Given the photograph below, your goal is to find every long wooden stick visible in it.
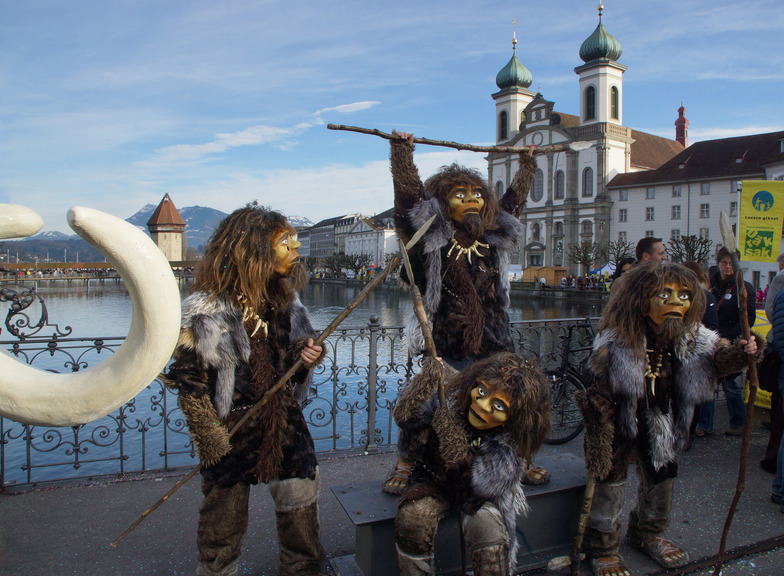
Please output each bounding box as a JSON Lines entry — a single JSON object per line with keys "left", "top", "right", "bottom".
{"left": 327, "top": 124, "right": 587, "bottom": 155}
{"left": 111, "top": 255, "right": 402, "bottom": 547}
{"left": 570, "top": 472, "right": 596, "bottom": 575}
{"left": 713, "top": 213, "right": 759, "bottom": 575}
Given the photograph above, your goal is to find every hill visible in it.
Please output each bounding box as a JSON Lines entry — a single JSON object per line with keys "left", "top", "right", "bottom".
{"left": 1, "top": 206, "right": 314, "bottom": 263}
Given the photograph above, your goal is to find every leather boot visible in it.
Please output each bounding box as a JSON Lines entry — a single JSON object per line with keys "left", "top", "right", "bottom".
{"left": 396, "top": 546, "right": 435, "bottom": 576}
{"left": 583, "top": 480, "right": 626, "bottom": 557}
{"left": 471, "top": 543, "right": 509, "bottom": 576}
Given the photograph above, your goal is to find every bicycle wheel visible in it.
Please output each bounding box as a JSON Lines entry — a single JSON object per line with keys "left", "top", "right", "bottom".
{"left": 544, "top": 372, "right": 586, "bottom": 445}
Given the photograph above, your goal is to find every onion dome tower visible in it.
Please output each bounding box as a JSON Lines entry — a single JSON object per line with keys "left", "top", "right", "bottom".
{"left": 147, "top": 193, "right": 186, "bottom": 262}
{"left": 492, "top": 27, "right": 536, "bottom": 143}
{"left": 574, "top": 4, "right": 626, "bottom": 125}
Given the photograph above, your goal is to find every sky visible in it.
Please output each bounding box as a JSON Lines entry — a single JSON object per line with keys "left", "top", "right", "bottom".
{"left": 3, "top": 0, "right": 784, "bottom": 234}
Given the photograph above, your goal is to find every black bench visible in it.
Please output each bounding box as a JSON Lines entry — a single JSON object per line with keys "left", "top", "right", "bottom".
{"left": 330, "top": 452, "right": 587, "bottom": 576}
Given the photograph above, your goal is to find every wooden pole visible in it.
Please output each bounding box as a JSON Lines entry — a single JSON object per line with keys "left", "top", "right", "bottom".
{"left": 327, "top": 124, "right": 585, "bottom": 155}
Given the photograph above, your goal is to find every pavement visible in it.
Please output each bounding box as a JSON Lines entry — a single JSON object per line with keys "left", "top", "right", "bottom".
{"left": 2, "top": 407, "right": 783, "bottom": 576}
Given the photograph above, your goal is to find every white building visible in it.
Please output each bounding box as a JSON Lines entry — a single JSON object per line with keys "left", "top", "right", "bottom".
{"left": 487, "top": 7, "right": 682, "bottom": 272}
{"left": 345, "top": 214, "right": 397, "bottom": 268}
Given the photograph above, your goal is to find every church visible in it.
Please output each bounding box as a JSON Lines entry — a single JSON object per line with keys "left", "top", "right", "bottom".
{"left": 488, "top": 6, "right": 784, "bottom": 288}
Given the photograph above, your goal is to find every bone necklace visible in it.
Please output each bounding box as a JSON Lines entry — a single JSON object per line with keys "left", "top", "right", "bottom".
{"left": 446, "top": 233, "right": 489, "bottom": 263}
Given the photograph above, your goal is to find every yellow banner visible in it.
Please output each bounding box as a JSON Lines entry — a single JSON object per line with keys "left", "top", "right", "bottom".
{"left": 738, "top": 180, "right": 784, "bottom": 262}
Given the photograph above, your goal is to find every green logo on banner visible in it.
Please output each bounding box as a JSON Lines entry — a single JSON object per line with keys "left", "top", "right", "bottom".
{"left": 744, "top": 230, "right": 774, "bottom": 258}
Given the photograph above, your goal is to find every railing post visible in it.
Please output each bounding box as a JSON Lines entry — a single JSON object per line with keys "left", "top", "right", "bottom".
{"left": 365, "top": 315, "right": 380, "bottom": 453}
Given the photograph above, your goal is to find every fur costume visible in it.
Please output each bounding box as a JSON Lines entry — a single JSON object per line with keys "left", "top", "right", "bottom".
{"left": 393, "top": 354, "right": 550, "bottom": 575}
{"left": 578, "top": 261, "right": 761, "bottom": 562}
{"left": 391, "top": 140, "right": 535, "bottom": 361}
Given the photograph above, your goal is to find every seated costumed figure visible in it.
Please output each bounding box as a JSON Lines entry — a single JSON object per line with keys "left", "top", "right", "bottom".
{"left": 393, "top": 353, "right": 551, "bottom": 576}
{"left": 165, "top": 203, "right": 326, "bottom": 576}
{"left": 384, "top": 132, "right": 548, "bottom": 494}
{"left": 578, "top": 261, "right": 760, "bottom": 576}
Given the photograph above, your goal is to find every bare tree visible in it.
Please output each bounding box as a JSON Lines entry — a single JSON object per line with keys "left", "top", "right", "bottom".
{"left": 667, "top": 235, "right": 713, "bottom": 264}
{"left": 605, "top": 239, "right": 635, "bottom": 267}
{"left": 565, "top": 240, "right": 601, "bottom": 275}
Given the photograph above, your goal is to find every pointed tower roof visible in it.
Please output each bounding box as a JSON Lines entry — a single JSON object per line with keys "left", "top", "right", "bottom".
{"left": 579, "top": 4, "right": 623, "bottom": 63}
{"left": 496, "top": 31, "right": 533, "bottom": 90}
{"left": 147, "top": 194, "right": 185, "bottom": 227}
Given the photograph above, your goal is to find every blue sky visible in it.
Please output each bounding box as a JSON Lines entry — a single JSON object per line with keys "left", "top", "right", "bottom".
{"left": 3, "top": 0, "right": 784, "bottom": 234}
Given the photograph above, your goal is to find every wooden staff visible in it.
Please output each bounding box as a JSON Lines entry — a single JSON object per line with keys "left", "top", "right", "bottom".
{"left": 713, "top": 212, "right": 760, "bottom": 576}
{"left": 111, "top": 217, "right": 435, "bottom": 547}
{"left": 327, "top": 124, "right": 592, "bottom": 155}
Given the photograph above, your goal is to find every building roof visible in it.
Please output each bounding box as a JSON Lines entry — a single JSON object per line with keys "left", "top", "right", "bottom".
{"left": 607, "top": 130, "right": 784, "bottom": 188}
{"left": 146, "top": 194, "right": 185, "bottom": 227}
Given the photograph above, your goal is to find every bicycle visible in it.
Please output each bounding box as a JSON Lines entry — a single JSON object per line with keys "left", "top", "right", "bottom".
{"left": 544, "top": 320, "right": 595, "bottom": 445}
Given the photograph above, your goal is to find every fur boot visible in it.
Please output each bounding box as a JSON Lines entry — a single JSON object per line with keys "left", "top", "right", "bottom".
{"left": 270, "top": 474, "right": 324, "bottom": 576}
{"left": 471, "top": 544, "right": 509, "bottom": 576}
{"left": 583, "top": 480, "right": 626, "bottom": 557}
{"left": 627, "top": 477, "right": 674, "bottom": 540}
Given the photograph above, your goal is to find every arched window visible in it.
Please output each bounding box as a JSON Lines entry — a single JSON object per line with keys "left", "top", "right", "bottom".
{"left": 532, "top": 222, "right": 541, "bottom": 242}
{"left": 610, "top": 86, "right": 619, "bottom": 119}
{"left": 496, "top": 180, "right": 504, "bottom": 197}
{"left": 555, "top": 170, "right": 565, "bottom": 199}
{"left": 498, "top": 111, "right": 508, "bottom": 141}
{"left": 582, "top": 167, "right": 594, "bottom": 197}
{"left": 530, "top": 169, "right": 544, "bottom": 202}
{"left": 554, "top": 222, "right": 563, "bottom": 236}
{"left": 585, "top": 86, "right": 596, "bottom": 120}
{"left": 581, "top": 220, "right": 593, "bottom": 235}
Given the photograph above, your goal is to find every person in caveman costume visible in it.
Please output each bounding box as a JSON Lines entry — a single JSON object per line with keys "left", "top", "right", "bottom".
{"left": 577, "top": 261, "right": 760, "bottom": 576}
{"left": 165, "top": 204, "right": 326, "bottom": 576}
{"left": 393, "top": 353, "right": 551, "bottom": 576}
{"left": 383, "top": 131, "right": 550, "bottom": 494}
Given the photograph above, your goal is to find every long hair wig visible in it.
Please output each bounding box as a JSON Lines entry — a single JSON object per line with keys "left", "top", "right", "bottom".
{"left": 424, "top": 163, "right": 499, "bottom": 231}
{"left": 191, "top": 203, "right": 304, "bottom": 312}
{"left": 448, "top": 352, "right": 551, "bottom": 462}
{"left": 599, "top": 261, "right": 705, "bottom": 358}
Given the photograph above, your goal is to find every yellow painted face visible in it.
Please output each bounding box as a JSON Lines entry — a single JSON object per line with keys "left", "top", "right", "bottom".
{"left": 272, "top": 228, "right": 301, "bottom": 276}
{"left": 447, "top": 183, "right": 485, "bottom": 224}
{"left": 468, "top": 381, "right": 511, "bottom": 430}
{"left": 648, "top": 281, "right": 691, "bottom": 326}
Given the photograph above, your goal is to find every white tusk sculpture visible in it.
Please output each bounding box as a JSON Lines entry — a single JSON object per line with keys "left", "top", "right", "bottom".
{"left": 0, "top": 204, "right": 182, "bottom": 426}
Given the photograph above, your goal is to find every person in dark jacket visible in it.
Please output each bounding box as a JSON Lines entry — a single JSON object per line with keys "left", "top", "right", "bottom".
{"left": 696, "top": 248, "right": 756, "bottom": 436}
{"left": 768, "top": 286, "right": 784, "bottom": 512}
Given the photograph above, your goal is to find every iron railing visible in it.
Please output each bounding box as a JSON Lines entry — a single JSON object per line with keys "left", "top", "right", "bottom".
{"left": 0, "top": 284, "right": 597, "bottom": 489}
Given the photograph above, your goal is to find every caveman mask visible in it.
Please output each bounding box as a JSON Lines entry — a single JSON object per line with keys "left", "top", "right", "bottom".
{"left": 467, "top": 381, "right": 511, "bottom": 430}
{"left": 647, "top": 281, "right": 692, "bottom": 326}
{"left": 447, "top": 183, "right": 485, "bottom": 224}
{"left": 273, "top": 228, "right": 301, "bottom": 276}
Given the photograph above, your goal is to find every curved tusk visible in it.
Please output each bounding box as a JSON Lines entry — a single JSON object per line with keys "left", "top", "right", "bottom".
{"left": 1, "top": 204, "right": 44, "bottom": 238}
{"left": 0, "top": 205, "right": 181, "bottom": 426}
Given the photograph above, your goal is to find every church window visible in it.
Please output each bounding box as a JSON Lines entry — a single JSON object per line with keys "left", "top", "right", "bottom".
{"left": 585, "top": 86, "right": 596, "bottom": 120}
{"left": 554, "top": 221, "right": 564, "bottom": 236}
{"left": 582, "top": 167, "right": 594, "bottom": 197}
{"left": 555, "top": 171, "right": 565, "bottom": 199}
{"left": 581, "top": 220, "right": 593, "bottom": 235}
{"left": 498, "top": 111, "right": 508, "bottom": 141}
{"left": 532, "top": 222, "right": 541, "bottom": 242}
{"left": 496, "top": 181, "right": 504, "bottom": 197}
{"left": 531, "top": 169, "right": 544, "bottom": 202}
{"left": 610, "top": 86, "right": 619, "bottom": 119}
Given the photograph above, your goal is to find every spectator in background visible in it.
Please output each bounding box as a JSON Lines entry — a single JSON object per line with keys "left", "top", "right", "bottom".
{"left": 768, "top": 286, "right": 784, "bottom": 513}
{"left": 683, "top": 261, "right": 718, "bottom": 445}
{"left": 764, "top": 253, "right": 784, "bottom": 321}
{"left": 761, "top": 253, "right": 784, "bottom": 473}
{"left": 611, "top": 257, "right": 636, "bottom": 282}
{"left": 696, "top": 248, "right": 756, "bottom": 437}
{"left": 635, "top": 237, "right": 667, "bottom": 263}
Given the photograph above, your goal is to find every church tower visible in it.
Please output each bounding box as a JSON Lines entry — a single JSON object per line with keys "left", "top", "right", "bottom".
{"left": 675, "top": 102, "right": 689, "bottom": 147}
{"left": 147, "top": 194, "right": 186, "bottom": 262}
{"left": 492, "top": 29, "right": 536, "bottom": 143}
{"left": 575, "top": 4, "right": 625, "bottom": 126}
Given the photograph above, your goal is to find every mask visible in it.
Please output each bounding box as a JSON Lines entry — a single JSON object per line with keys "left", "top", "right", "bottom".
{"left": 447, "top": 183, "right": 485, "bottom": 224}
{"left": 468, "top": 381, "right": 510, "bottom": 430}
{"left": 272, "top": 228, "right": 301, "bottom": 276}
{"left": 648, "top": 281, "right": 691, "bottom": 326}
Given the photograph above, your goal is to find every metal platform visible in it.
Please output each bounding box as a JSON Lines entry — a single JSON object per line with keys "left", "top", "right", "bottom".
{"left": 330, "top": 452, "right": 587, "bottom": 576}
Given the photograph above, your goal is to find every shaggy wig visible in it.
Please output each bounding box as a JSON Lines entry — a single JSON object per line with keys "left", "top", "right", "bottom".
{"left": 191, "top": 202, "right": 306, "bottom": 313}
{"left": 424, "top": 163, "right": 499, "bottom": 231}
{"left": 449, "top": 352, "right": 551, "bottom": 462}
{"left": 599, "top": 261, "right": 705, "bottom": 358}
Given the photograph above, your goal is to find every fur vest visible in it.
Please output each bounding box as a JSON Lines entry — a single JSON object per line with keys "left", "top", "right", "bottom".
{"left": 405, "top": 197, "right": 523, "bottom": 356}
{"left": 590, "top": 325, "right": 720, "bottom": 467}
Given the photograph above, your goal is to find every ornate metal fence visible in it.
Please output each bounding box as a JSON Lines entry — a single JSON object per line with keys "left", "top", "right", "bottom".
{"left": 0, "top": 285, "right": 597, "bottom": 489}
